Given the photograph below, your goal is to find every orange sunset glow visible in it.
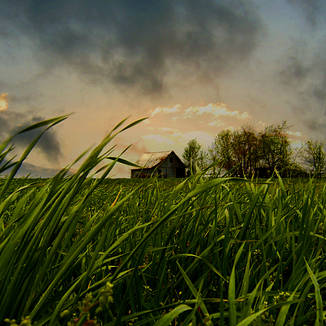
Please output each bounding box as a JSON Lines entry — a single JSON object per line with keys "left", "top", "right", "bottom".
{"left": 0, "top": 93, "right": 8, "bottom": 112}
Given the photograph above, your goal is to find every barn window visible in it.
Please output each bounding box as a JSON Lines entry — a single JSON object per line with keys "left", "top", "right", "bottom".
{"left": 169, "top": 157, "right": 173, "bottom": 163}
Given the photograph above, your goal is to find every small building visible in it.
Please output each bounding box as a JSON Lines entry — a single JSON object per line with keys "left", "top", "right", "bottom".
{"left": 131, "top": 151, "right": 186, "bottom": 178}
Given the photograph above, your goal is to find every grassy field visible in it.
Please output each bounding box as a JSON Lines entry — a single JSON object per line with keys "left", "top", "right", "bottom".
{"left": 1, "top": 117, "right": 326, "bottom": 325}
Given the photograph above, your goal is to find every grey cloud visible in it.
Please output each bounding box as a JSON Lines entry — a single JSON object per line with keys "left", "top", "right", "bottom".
{"left": 1, "top": 161, "right": 61, "bottom": 178}
{"left": 279, "top": 41, "right": 326, "bottom": 134}
{"left": 0, "top": 114, "right": 10, "bottom": 140}
{"left": 279, "top": 55, "right": 312, "bottom": 87}
{"left": 0, "top": 80, "right": 8, "bottom": 88}
{"left": 9, "top": 94, "right": 43, "bottom": 104}
{"left": 1, "top": 0, "right": 263, "bottom": 94}
{"left": 287, "top": 0, "right": 326, "bottom": 26}
{"left": 305, "top": 117, "right": 326, "bottom": 132}
{"left": 0, "top": 111, "right": 62, "bottom": 163}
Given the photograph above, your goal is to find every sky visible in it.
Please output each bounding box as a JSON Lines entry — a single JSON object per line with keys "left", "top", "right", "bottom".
{"left": 1, "top": 0, "right": 326, "bottom": 177}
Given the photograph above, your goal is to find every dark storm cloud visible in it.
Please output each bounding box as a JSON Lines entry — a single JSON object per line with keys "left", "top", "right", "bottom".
{"left": 9, "top": 94, "right": 43, "bottom": 104}
{"left": 287, "top": 0, "right": 326, "bottom": 26}
{"left": 0, "top": 0, "right": 263, "bottom": 94}
{"left": 279, "top": 44, "right": 314, "bottom": 95}
{"left": 0, "top": 111, "right": 62, "bottom": 162}
{"left": 2, "top": 161, "right": 61, "bottom": 178}
{"left": 279, "top": 41, "right": 326, "bottom": 134}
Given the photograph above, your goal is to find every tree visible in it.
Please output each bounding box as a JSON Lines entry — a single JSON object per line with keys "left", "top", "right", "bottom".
{"left": 258, "top": 122, "right": 292, "bottom": 174}
{"left": 210, "top": 122, "right": 293, "bottom": 177}
{"left": 231, "top": 125, "right": 260, "bottom": 176}
{"left": 209, "top": 130, "right": 234, "bottom": 173}
{"left": 211, "top": 127, "right": 260, "bottom": 176}
{"left": 300, "top": 140, "right": 326, "bottom": 176}
{"left": 197, "top": 149, "right": 210, "bottom": 172}
{"left": 182, "top": 139, "right": 202, "bottom": 175}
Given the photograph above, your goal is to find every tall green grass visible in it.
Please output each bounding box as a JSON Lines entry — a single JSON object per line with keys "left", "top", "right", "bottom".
{"left": 1, "top": 117, "right": 326, "bottom": 325}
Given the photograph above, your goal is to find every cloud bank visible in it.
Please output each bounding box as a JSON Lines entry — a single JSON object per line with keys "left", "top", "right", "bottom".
{"left": 286, "top": 0, "right": 326, "bottom": 26}
{"left": 279, "top": 39, "right": 326, "bottom": 134}
{"left": 183, "top": 103, "right": 251, "bottom": 120}
{"left": 0, "top": 109, "right": 62, "bottom": 163}
{"left": 1, "top": 0, "right": 263, "bottom": 94}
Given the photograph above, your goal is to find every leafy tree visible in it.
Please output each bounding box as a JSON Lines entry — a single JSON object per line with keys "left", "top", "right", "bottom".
{"left": 300, "top": 140, "right": 326, "bottom": 176}
{"left": 197, "top": 149, "right": 210, "bottom": 172}
{"left": 182, "top": 139, "right": 201, "bottom": 175}
{"left": 258, "top": 122, "right": 292, "bottom": 174}
{"left": 231, "top": 125, "right": 260, "bottom": 176}
{"left": 210, "top": 122, "right": 293, "bottom": 177}
{"left": 209, "top": 130, "right": 234, "bottom": 173}
{"left": 211, "top": 126, "right": 260, "bottom": 176}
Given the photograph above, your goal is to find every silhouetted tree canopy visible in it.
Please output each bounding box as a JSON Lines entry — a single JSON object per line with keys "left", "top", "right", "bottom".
{"left": 185, "top": 122, "right": 300, "bottom": 177}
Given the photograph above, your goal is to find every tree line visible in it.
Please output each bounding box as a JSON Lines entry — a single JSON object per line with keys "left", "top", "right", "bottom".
{"left": 182, "top": 122, "right": 326, "bottom": 178}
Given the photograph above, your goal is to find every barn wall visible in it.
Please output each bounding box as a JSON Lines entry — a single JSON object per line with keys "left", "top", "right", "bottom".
{"left": 131, "top": 169, "right": 157, "bottom": 178}
{"left": 131, "top": 152, "right": 186, "bottom": 178}
{"left": 158, "top": 152, "right": 185, "bottom": 178}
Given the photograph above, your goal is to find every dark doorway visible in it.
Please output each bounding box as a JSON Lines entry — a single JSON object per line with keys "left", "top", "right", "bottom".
{"left": 176, "top": 167, "right": 185, "bottom": 178}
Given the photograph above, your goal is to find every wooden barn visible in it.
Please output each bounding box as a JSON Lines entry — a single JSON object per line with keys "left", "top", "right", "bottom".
{"left": 131, "top": 151, "right": 186, "bottom": 178}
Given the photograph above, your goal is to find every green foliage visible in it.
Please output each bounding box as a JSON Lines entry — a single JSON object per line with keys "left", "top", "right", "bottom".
{"left": 300, "top": 140, "right": 326, "bottom": 176}
{"left": 1, "top": 118, "right": 326, "bottom": 325}
{"left": 182, "top": 138, "right": 202, "bottom": 175}
{"left": 210, "top": 122, "right": 293, "bottom": 177}
{"left": 209, "top": 129, "right": 234, "bottom": 173}
{"left": 259, "top": 121, "right": 292, "bottom": 172}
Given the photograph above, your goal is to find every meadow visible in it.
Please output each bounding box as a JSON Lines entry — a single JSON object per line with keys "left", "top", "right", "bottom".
{"left": 1, "top": 117, "right": 326, "bottom": 326}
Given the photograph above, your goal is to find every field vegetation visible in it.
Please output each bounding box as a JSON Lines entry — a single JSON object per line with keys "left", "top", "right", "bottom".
{"left": 1, "top": 117, "right": 326, "bottom": 325}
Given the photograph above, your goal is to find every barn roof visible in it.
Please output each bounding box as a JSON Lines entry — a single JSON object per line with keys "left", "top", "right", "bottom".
{"left": 132, "top": 150, "right": 186, "bottom": 169}
{"left": 134, "top": 151, "right": 172, "bottom": 169}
